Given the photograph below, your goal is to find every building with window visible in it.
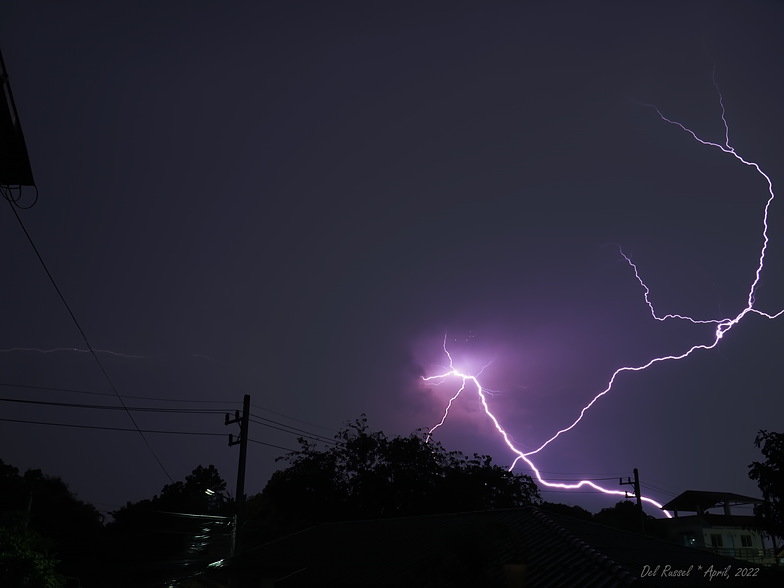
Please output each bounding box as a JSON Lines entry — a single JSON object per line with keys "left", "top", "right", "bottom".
{"left": 198, "top": 505, "right": 784, "bottom": 586}
{"left": 658, "top": 490, "right": 775, "bottom": 564}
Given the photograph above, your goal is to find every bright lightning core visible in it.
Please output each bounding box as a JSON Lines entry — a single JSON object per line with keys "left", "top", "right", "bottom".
{"left": 423, "top": 336, "right": 672, "bottom": 517}
{"left": 422, "top": 71, "right": 782, "bottom": 518}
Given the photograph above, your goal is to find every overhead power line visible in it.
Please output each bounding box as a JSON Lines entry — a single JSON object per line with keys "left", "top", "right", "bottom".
{"left": 250, "top": 402, "right": 335, "bottom": 433}
{"left": 0, "top": 395, "right": 233, "bottom": 414}
{"left": 0, "top": 381, "right": 243, "bottom": 405}
{"left": 0, "top": 416, "right": 225, "bottom": 436}
{"left": 0, "top": 382, "right": 336, "bottom": 446}
{"left": 249, "top": 415, "right": 337, "bottom": 446}
{"left": 2, "top": 192, "right": 174, "bottom": 483}
{"left": 1, "top": 415, "right": 299, "bottom": 453}
{"left": 537, "top": 476, "right": 624, "bottom": 482}
{"left": 539, "top": 489, "right": 618, "bottom": 494}
{"left": 248, "top": 438, "right": 297, "bottom": 452}
{"left": 640, "top": 482, "right": 679, "bottom": 497}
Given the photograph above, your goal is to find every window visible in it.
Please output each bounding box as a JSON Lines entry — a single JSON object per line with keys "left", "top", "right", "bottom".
{"left": 740, "top": 535, "right": 753, "bottom": 547}
{"left": 710, "top": 533, "right": 723, "bottom": 548}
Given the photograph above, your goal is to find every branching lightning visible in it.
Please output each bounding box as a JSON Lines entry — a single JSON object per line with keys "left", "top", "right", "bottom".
{"left": 422, "top": 71, "right": 782, "bottom": 516}
{"left": 424, "top": 335, "right": 673, "bottom": 515}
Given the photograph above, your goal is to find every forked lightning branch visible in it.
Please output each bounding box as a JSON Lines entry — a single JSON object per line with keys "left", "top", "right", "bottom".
{"left": 422, "top": 70, "right": 783, "bottom": 516}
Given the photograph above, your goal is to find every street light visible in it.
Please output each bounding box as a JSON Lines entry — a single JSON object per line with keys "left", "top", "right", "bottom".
{"left": 204, "top": 488, "right": 237, "bottom": 558}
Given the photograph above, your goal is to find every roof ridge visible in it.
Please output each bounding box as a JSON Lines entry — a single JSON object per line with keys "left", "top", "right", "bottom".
{"left": 530, "top": 507, "right": 638, "bottom": 585}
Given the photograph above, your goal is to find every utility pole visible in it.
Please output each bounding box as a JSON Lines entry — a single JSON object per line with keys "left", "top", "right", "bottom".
{"left": 225, "top": 394, "right": 250, "bottom": 551}
{"left": 620, "top": 467, "right": 644, "bottom": 532}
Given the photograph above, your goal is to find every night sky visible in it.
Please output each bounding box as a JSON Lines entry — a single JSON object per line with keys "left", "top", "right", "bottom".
{"left": 2, "top": 1, "right": 784, "bottom": 518}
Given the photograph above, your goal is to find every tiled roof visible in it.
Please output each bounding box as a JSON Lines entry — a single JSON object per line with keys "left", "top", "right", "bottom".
{"left": 546, "top": 510, "right": 778, "bottom": 586}
{"left": 220, "top": 507, "right": 783, "bottom": 587}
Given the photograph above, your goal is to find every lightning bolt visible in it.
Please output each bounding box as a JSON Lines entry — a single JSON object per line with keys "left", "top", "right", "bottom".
{"left": 424, "top": 335, "right": 672, "bottom": 516}
{"left": 0, "top": 347, "right": 150, "bottom": 359}
{"left": 423, "top": 69, "right": 782, "bottom": 517}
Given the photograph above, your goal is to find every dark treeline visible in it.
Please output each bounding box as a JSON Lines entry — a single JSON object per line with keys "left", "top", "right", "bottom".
{"left": 0, "top": 417, "right": 541, "bottom": 587}
{"left": 2, "top": 423, "right": 781, "bottom": 587}
{"left": 246, "top": 415, "right": 540, "bottom": 545}
{"left": 0, "top": 459, "right": 102, "bottom": 587}
{"left": 0, "top": 460, "right": 236, "bottom": 588}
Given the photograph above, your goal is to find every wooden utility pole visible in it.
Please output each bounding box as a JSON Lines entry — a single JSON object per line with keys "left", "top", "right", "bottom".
{"left": 226, "top": 394, "right": 250, "bottom": 548}
{"left": 620, "top": 467, "right": 644, "bottom": 532}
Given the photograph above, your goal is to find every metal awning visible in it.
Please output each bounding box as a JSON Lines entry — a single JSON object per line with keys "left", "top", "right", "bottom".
{"left": 661, "top": 490, "right": 764, "bottom": 512}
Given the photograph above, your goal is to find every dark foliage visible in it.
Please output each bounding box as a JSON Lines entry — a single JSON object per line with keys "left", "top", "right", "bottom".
{"left": 748, "top": 429, "right": 784, "bottom": 541}
{"left": 105, "top": 464, "right": 233, "bottom": 587}
{"left": 250, "top": 416, "right": 540, "bottom": 542}
{"left": 0, "top": 524, "right": 63, "bottom": 588}
{"left": 0, "top": 459, "right": 102, "bottom": 587}
{"left": 594, "top": 500, "right": 648, "bottom": 532}
{"left": 110, "top": 464, "right": 230, "bottom": 522}
{"left": 539, "top": 501, "right": 594, "bottom": 520}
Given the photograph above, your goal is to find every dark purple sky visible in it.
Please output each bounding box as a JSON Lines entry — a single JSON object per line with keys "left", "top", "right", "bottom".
{"left": 2, "top": 1, "right": 784, "bottom": 517}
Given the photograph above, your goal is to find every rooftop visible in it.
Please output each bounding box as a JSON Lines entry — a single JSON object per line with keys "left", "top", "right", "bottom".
{"left": 213, "top": 506, "right": 783, "bottom": 587}
{"left": 661, "top": 491, "right": 764, "bottom": 513}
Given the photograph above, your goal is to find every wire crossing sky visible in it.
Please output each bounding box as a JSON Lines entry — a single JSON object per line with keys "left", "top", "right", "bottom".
{"left": 421, "top": 72, "right": 782, "bottom": 516}
{"left": 0, "top": 346, "right": 150, "bottom": 359}
{"left": 3, "top": 1, "right": 783, "bottom": 515}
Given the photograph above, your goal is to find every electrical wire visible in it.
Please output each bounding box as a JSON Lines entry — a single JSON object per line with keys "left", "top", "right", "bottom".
{"left": 639, "top": 482, "right": 679, "bottom": 497}
{"left": 0, "top": 381, "right": 243, "bottom": 404}
{"left": 3, "top": 195, "right": 174, "bottom": 482}
{"left": 251, "top": 401, "right": 335, "bottom": 433}
{"left": 0, "top": 395, "right": 233, "bottom": 414}
{"left": 249, "top": 414, "right": 337, "bottom": 446}
{"left": 1, "top": 184, "right": 38, "bottom": 209}
{"left": 0, "top": 387, "right": 311, "bottom": 453}
{"left": 534, "top": 470, "right": 631, "bottom": 477}
{"left": 511, "top": 463, "right": 631, "bottom": 477}
{"left": 0, "top": 416, "right": 225, "bottom": 436}
{"left": 533, "top": 476, "right": 625, "bottom": 482}
{"left": 248, "top": 438, "right": 297, "bottom": 452}
{"left": 539, "top": 489, "right": 617, "bottom": 494}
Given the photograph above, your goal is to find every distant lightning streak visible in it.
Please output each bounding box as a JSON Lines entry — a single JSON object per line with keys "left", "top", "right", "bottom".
{"left": 1, "top": 348, "right": 219, "bottom": 361}
{"left": 423, "top": 72, "right": 782, "bottom": 517}
{"left": 0, "top": 347, "right": 149, "bottom": 359}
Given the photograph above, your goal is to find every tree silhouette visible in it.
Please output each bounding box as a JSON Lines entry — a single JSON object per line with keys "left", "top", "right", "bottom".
{"left": 594, "top": 500, "right": 649, "bottom": 532}
{"left": 539, "top": 501, "right": 594, "bottom": 521}
{"left": 252, "top": 416, "right": 540, "bottom": 542}
{"left": 0, "top": 459, "right": 102, "bottom": 587}
{"left": 0, "top": 524, "right": 63, "bottom": 588}
{"left": 105, "top": 464, "right": 233, "bottom": 587}
{"left": 748, "top": 429, "right": 784, "bottom": 542}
